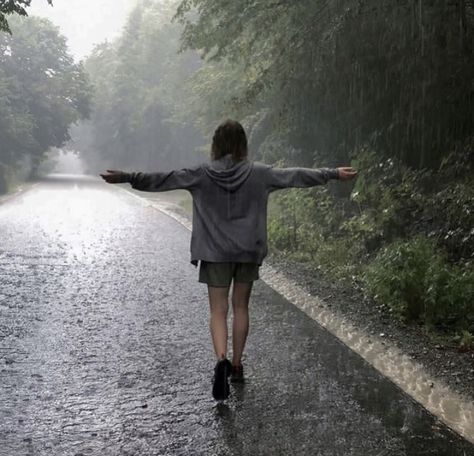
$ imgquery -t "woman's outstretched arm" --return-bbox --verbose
[100,167,203,192]
[265,166,357,192]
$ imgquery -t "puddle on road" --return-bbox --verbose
[142,193,474,446]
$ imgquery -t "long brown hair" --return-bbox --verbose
[211,119,248,161]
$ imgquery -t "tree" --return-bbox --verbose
[76,0,204,173]
[0,0,52,33]
[0,15,92,182]
[175,0,474,169]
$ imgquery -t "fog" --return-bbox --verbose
[52,151,86,175]
[28,0,137,60]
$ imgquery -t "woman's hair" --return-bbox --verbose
[211,119,248,161]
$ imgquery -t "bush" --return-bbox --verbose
[440,263,474,332]
[363,237,438,321]
[311,236,365,281]
[349,146,474,262]
[364,237,474,334]
[267,187,331,253]
[422,182,474,262]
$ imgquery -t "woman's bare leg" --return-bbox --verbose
[208,286,230,359]
[231,281,253,366]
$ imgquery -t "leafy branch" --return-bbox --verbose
[0,0,53,33]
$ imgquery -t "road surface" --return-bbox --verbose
[1,174,473,456]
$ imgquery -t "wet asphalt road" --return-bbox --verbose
[1,174,473,456]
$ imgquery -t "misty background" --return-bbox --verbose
[28,0,137,60]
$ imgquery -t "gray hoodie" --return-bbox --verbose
[127,156,339,266]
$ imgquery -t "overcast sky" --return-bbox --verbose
[28,0,137,60]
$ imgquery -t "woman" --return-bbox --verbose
[100,119,357,401]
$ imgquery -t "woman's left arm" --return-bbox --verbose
[265,166,357,192]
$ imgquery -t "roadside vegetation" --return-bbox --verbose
[0,15,91,192]
[267,146,474,348]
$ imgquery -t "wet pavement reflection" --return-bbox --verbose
[0,174,473,455]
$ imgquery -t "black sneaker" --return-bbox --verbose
[212,358,232,400]
[230,364,245,383]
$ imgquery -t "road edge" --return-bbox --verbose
[0,181,40,206]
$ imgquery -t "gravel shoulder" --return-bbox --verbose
[266,252,474,404]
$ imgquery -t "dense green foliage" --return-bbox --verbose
[364,237,474,334]
[0,16,91,191]
[75,1,204,173]
[267,143,474,264]
[176,0,474,169]
[267,145,474,340]
[0,0,52,33]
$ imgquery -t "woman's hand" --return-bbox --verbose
[100,170,129,184]
[337,167,358,181]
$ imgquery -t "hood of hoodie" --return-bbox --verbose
[204,154,253,192]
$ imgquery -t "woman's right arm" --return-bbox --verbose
[100,167,203,192]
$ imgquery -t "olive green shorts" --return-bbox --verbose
[198,261,260,287]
